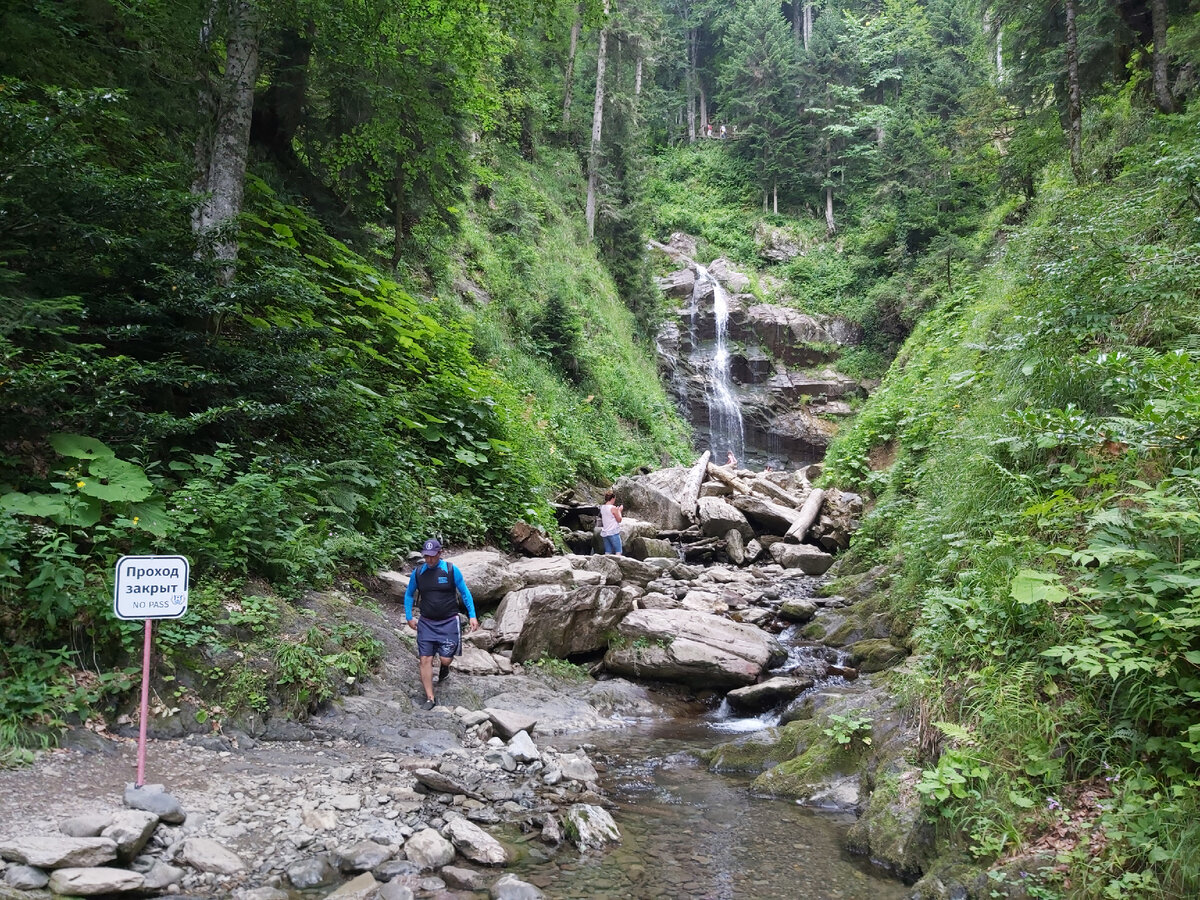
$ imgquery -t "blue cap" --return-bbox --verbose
[421,538,442,555]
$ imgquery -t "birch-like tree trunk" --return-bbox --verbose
[562,6,582,126]
[585,6,609,241]
[802,4,812,51]
[192,0,261,286]
[699,82,708,134]
[1150,0,1174,113]
[687,26,697,142]
[1064,0,1083,181]
[824,185,836,234]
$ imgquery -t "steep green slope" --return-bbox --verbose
[824,100,1200,896]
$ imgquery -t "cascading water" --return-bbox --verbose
[691,265,746,463]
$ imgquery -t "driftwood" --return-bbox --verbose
[785,489,825,543]
[706,462,751,494]
[748,476,805,509]
[680,451,711,523]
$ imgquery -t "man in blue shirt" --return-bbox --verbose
[404,538,478,710]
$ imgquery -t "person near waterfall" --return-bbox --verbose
[600,490,624,555]
[404,538,478,710]
[726,450,738,468]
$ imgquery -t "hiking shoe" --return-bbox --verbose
[420,698,436,711]
[437,666,452,685]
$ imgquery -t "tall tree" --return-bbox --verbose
[192,0,262,284]
[586,1,611,239]
[1063,0,1083,180]
[1150,0,1175,113]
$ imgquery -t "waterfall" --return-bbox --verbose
[691,265,745,464]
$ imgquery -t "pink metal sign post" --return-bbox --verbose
[114,555,190,788]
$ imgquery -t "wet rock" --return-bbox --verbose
[443,816,508,866]
[326,871,380,898]
[846,639,908,673]
[604,609,785,688]
[378,881,416,900]
[564,804,620,850]
[778,598,818,622]
[490,872,545,899]
[48,866,144,895]
[441,864,489,889]
[726,676,815,713]
[0,835,117,868]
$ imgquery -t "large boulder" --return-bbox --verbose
[48,868,144,895]
[609,555,664,587]
[769,542,835,574]
[731,494,801,534]
[614,468,694,530]
[511,586,634,663]
[655,268,696,300]
[603,609,785,688]
[0,836,117,869]
[696,497,754,539]
[449,551,524,604]
[628,536,677,560]
[492,585,566,645]
[508,557,575,586]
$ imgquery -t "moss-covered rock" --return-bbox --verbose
[845,761,933,882]
[846,638,908,673]
[701,719,818,773]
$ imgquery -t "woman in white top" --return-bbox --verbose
[600,490,624,555]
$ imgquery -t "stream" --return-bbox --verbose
[509,718,908,900]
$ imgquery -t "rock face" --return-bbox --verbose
[604,609,786,687]
[652,247,867,468]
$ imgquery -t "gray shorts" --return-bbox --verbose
[416,616,461,658]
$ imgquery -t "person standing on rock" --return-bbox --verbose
[404,538,478,710]
[600,490,624,555]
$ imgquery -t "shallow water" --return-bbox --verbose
[513,719,910,900]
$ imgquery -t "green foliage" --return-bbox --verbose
[532,654,590,681]
[821,711,874,751]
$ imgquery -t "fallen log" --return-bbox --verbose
[785,488,825,543]
[748,477,805,508]
[706,462,751,494]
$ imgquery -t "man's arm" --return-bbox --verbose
[451,564,479,627]
[404,567,421,623]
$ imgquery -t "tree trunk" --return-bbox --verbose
[687,26,697,142]
[784,489,825,542]
[1064,0,1084,182]
[563,6,582,126]
[824,185,836,234]
[792,1,800,47]
[773,181,778,215]
[193,0,261,285]
[1150,0,1174,113]
[699,81,708,134]
[803,4,812,51]
[586,13,609,241]
[635,54,643,98]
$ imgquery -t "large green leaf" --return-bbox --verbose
[78,457,155,502]
[48,433,116,461]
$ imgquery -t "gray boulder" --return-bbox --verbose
[0,835,117,868]
[403,828,455,871]
[564,804,620,850]
[697,496,754,539]
[443,816,508,866]
[491,873,545,900]
[48,867,144,895]
[511,585,633,663]
[604,609,786,687]
[769,542,835,574]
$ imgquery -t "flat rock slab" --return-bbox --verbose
[48,866,144,895]
[0,835,117,868]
